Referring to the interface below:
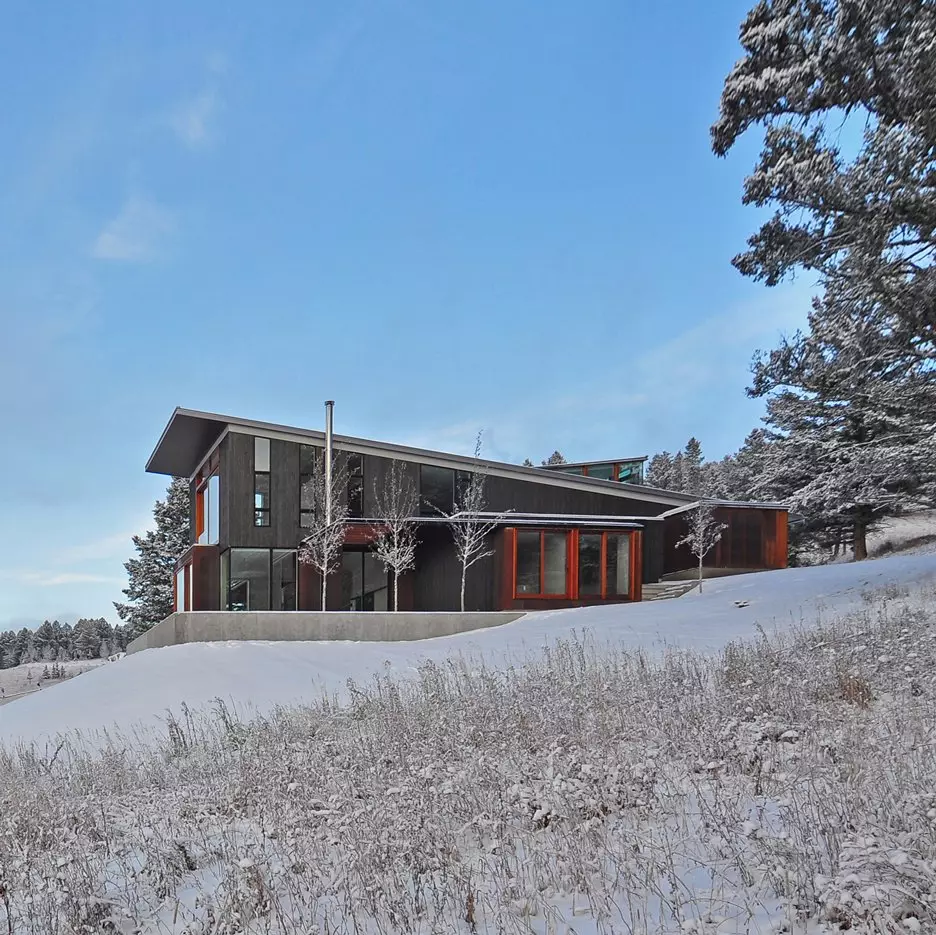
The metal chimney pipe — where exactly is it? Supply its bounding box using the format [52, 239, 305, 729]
[324, 400, 335, 530]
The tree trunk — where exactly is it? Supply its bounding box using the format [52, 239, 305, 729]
[460, 564, 467, 612]
[853, 520, 868, 561]
[393, 571, 399, 612]
[321, 570, 327, 611]
[698, 552, 704, 594]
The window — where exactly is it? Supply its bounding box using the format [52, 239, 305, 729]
[195, 451, 221, 545]
[222, 548, 298, 611]
[587, 463, 615, 481]
[272, 549, 297, 611]
[340, 551, 389, 610]
[513, 528, 637, 601]
[514, 530, 569, 597]
[578, 533, 602, 595]
[419, 465, 474, 515]
[346, 452, 364, 518]
[300, 444, 317, 528]
[254, 437, 271, 527]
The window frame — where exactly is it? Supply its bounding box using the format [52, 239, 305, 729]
[510, 528, 640, 601]
[512, 528, 572, 599]
[222, 548, 298, 611]
[418, 464, 473, 516]
[254, 437, 271, 527]
[299, 444, 318, 528]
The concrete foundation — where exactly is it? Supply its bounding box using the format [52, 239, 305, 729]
[126, 610, 527, 654]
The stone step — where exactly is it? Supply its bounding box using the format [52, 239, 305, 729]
[642, 581, 699, 601]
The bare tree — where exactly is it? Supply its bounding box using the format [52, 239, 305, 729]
[299, 451, 349, 610]
[448, 432, 508, 612]
[370, 459, 419, 611]
[676, 500, 727, 594]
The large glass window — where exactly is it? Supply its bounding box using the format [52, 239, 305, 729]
[272, 550, 297, 611]
[254, 438, 271, 527]
[196, 465, 221, 546]
[587, 463, 615, 481]
[340, 551, 389, 610]
[420, 465, 455, 515]
[515, 531, 541, 594]
[513, 529, 636, 601]
[514, 530, 569, 597]
[346, 453, 364, 518]
[578, 533, 602, 595]
[300, 445, 318, 528]
[419, 465, 473, 515]
[222, 548, 299, 611]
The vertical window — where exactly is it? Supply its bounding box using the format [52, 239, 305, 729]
[578, 533, 602, 596]
[224, 548, 272, 611]
[346, 453, 364, 518]
[272, 550, 297, 611]
[605, 534, 630, 597]
[420, 465, 455, 515]
[254, 437, 271, 527]
[340, 551, 389, 610]
[207, 473, 220, 543]
[514, 530, 570, 597]
[300, 445, 317, 528]
[175, 566, 185, 612]
[515, 531, 541, 594]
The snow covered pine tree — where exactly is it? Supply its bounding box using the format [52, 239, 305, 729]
[114, 477, 191, 637]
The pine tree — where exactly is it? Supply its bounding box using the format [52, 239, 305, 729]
[713, 0, 936, 342]
[646, 452, 675, 489]
[73, 619, 100, 660]
[682, 438, 704, 496]
[521, 458, 534, 467]
[114, 477, 191, 637]
[749, 290, 936, 560]
[541, 451, 567, 466]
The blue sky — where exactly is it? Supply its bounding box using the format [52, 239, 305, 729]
[0, 0, 814, 628]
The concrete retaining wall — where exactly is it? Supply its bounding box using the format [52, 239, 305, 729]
[126, 610, 527, 654]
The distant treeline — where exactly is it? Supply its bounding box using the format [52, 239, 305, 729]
[0, 618, 132, 669]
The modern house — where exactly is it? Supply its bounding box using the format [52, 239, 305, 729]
[146, 408, 789, 614]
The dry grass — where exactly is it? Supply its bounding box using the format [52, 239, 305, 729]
[0, 586, 934, 933]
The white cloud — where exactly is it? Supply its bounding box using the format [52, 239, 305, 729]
[170, 87, 221, 149]
[91, 195, 175, 262]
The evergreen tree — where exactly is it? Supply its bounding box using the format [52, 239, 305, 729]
[713, 0, 936, 347]
[748, 291, 936, 559]
[114, 477, 191, 637]
[521, 458, 534, 467]
[73, 619, 100, 659]
[646, 452, 676, 489]
[682, 438, 704, 496]
[541, 451, 567, 466]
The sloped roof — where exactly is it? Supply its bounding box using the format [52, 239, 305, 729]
[146, 408, 699, 507]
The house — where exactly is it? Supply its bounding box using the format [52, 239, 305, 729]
[146, 408, 789, 614]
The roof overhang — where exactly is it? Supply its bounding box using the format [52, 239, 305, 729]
[660, 499, 789, 518]
[146, 408, 697, 507]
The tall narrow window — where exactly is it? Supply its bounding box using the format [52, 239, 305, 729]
[578, 533, 602, 595]
[605, 534, 630, 596]
[300, 445, 317, 528]
[254, 437, 271, 527]
[346, 453, 364, 518]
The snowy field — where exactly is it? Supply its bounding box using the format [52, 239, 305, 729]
[0, 658, 105, 705]
[0, 555, 934, 933]
[868, 509, 936, 557]
[2, 551, 935, 744]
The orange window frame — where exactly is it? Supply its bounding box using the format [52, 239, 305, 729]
[509, 528, 642, 602]
[511, 529, 572, 599]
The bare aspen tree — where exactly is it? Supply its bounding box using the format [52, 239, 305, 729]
[448, 432, 508, 612]
[676, 499, 727, 593]
[370, 459, 419, 611]
[299, 451, 349, 610]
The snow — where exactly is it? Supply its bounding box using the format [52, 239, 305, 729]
[3, 551, 935, 745]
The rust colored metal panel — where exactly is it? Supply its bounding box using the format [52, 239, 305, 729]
[632, 530, 643, 601]
[191, 545, 220, 611]
[774, 511, 789, 568]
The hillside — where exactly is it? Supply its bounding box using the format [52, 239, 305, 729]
[0, 558, 934, 932]
[2, 551, 935, 745]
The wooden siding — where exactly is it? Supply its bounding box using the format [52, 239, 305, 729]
[412, 526, 497, 611]
[663, 507, 789, 575]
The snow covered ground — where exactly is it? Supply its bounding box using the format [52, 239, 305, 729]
[2, 551, 935, 745]
[0, 658, 105, 706]
[868, 509, 936, 556]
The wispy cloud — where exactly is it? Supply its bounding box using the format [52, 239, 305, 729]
[170, 88, 221, 149]
[168, 52, 227, 149]
[91, 195, 175, 262]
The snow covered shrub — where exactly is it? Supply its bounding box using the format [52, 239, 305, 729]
[0, 584, 933, 932]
